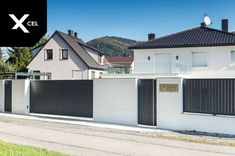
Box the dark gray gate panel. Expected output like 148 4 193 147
30 80 93 117
4 80 12 112
138 79 156 126
183 79 235 116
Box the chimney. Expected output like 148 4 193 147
201 22 206 27
74 32 78 39
222 19 228 32
68 30 74 37
148 33 155 41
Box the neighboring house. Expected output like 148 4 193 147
27 30 106 80
130 20 235 77
103 56 134 74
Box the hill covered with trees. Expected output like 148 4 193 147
87 36 139 56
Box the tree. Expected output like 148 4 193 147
0 60 14 72
7 47 31 72
7 35 48 72
33 35 48 48
0 60 14 79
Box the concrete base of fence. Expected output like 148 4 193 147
0 80 4 112
12 80 30 115
93 79 138 126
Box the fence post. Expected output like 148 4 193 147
11 80 30 115
0 80 4 112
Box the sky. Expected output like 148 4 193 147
48 0 235 42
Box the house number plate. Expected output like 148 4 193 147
160 84 179 92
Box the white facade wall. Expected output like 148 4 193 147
12 80 30 115
88 70 106 79
28 33 89 80
133 46 235 75
93 79 138 125
0 81 4 112
157 78 235 135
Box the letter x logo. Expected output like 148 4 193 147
9 14 30 33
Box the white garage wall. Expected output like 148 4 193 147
157 78 235 135
0 80 4 112
93 79 138 125
12 80 30 114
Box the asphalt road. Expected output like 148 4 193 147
0 115 234 156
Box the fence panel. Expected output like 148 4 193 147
183 79 235 116
30 80 93 117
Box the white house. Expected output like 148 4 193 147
103 19 235 135
27 30 106 80
130 19 235 77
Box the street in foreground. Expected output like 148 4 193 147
0 114 234 156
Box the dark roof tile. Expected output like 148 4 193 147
130 26 235 49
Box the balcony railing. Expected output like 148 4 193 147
133 61 187 74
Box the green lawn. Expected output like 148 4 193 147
0 141 66 156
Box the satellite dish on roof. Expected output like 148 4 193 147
204 15 211 26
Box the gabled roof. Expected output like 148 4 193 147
30 43 45 57
57 31 105 70
104 56 134 67
130 26 235 49
29 31 105 70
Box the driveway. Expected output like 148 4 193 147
0 114 234 156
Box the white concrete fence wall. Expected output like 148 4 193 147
0 80 30 114
93 79 138 126
0 78 235 135
157 78 235 135
12 80 30 114
0 80 4 112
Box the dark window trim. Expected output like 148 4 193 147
60 49 69 60
45 49 53 60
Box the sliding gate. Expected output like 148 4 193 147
30 80 93 118
138 79 156 126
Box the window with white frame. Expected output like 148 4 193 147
231 51 235 64
60 49 69 60
192 52 207 67
45 49 53 60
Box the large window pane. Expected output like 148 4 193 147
192 52 207 67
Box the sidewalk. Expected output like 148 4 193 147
0 113 235 147
0 113 235 155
